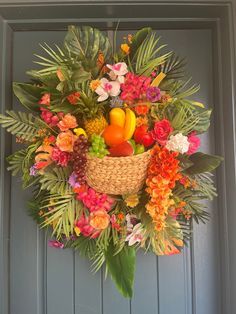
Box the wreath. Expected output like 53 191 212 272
0 26 222 298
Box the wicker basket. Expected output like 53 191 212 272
85 151 151 195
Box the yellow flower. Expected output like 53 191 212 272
74 226 81 236
121 43 130 55
73 127 88 138
90 79 101 91
124 194 139 208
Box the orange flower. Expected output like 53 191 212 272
136 116 148 127
67 92 81 105
97 50 105 69
56 68 65 82
145 145 181 232
56 130 77 152
121 43 130 55
57 114 78 131
90 79 101 91
35 144 53 170
89 210 110 230
134 104 150 116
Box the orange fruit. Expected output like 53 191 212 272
102 125 125 147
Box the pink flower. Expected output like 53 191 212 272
75 215 100 238
120 73 151 105
52 146 72 166
76 186 114 212
39 93 50 106
187 132 201 155
152 119 173 145
95 78 121 102
40 108 64 127
48 240 64 249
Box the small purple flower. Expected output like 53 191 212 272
48 240 64 249
146 86 161 102
110 96 123 108
29 165 38 176
68 172 80 189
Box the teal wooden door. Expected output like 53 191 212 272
9 28 221 314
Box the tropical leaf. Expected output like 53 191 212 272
40 193 83 238
135 32 172 76
13 83 43 112
39 167 72 195
129 27 152 61
64 25 112 75
105 243 136 298
0 110 48 141
160 54 186 80
185 152 223 175
7 149 28 176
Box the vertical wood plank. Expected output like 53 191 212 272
103 269 130 314
74 254 102 314
131 252 159 314
46 241 75 314
0 17 12 314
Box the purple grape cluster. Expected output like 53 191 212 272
72 135 89 184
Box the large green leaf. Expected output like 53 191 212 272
105 244 136 298
13 82 43 112
129 27 152 60
185 152 223 175
64 25 112 74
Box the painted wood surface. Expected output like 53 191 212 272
6 28 221 314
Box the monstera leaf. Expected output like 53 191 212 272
13 83 43 112
105 244 136 298
64 25 112 75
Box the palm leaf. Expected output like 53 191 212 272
39 167 72 195
161 54 186 80
0 110 48 141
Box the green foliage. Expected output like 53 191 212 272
105 243 136 298
40 193 83 238
134 32 172 76
185 152 223 175
64 25 112 76
7 142 41 187
169 105 212 135
39 166 72 195
174 184 210 224
160 54 186 80
129 27 152 61
0 110 50 141
13 83 43 112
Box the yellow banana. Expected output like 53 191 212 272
109 108 126 128
124 108 136 141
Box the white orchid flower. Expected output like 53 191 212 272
107 62 128 84
126 223 144 246
95 78 120 102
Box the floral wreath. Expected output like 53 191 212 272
0 26 222 298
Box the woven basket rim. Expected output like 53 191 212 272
86 149 151 162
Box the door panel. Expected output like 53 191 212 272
10 28 220 314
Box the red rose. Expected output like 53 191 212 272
152 119 173 145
